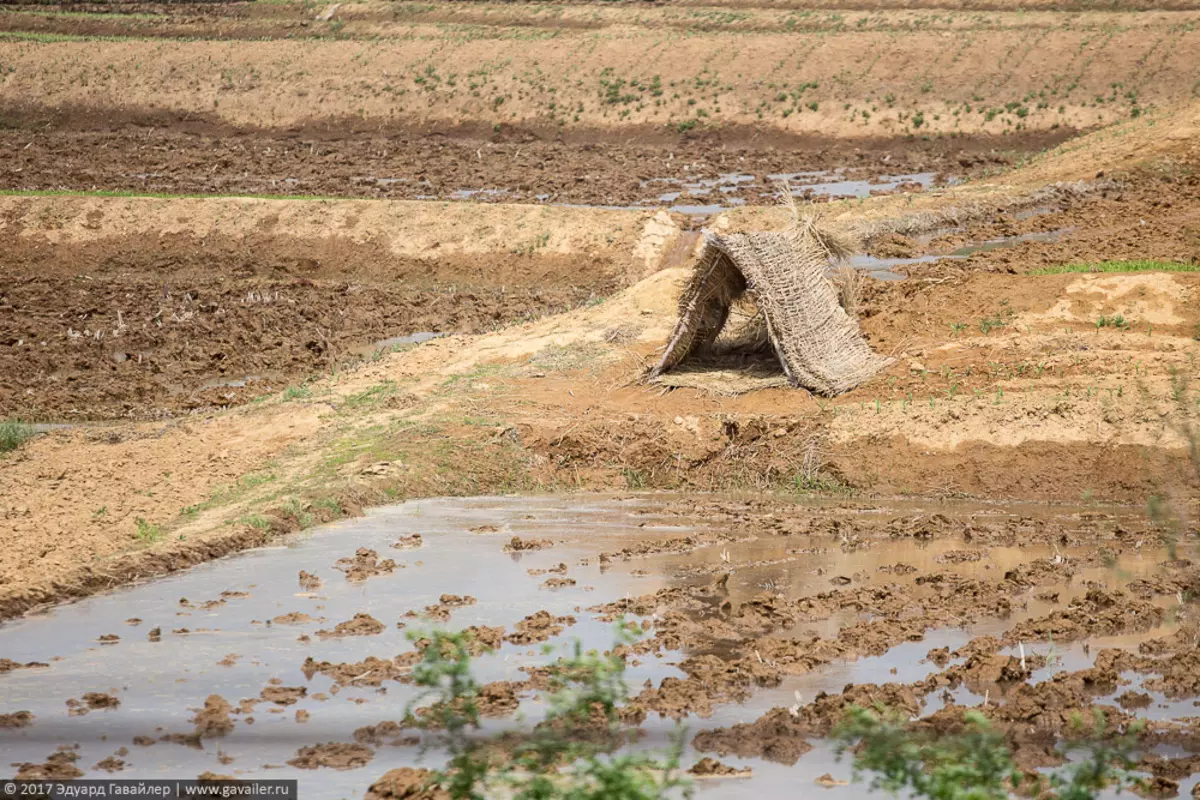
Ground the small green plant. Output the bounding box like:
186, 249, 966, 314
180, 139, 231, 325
1095, 314, 1129, 330
834, 705, 1141, 800
979, 315, 1007, 334
0, 418, 34, 454
282, 384, 312, 401
406, 623, 691, 800
134, 517, 164, 542
1032, 260, 1199, 275
949, 322, 967, 337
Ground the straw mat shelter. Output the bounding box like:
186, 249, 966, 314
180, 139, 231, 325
649, 219, 891, 396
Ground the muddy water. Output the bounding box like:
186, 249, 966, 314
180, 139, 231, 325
0, 496, 1185, 797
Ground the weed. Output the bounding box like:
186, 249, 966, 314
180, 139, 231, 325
949, 322, 967, 337
282, 385, 312, 401
135, 517, 165, 542
0, 418, 34, 454
344, 381, 397, 408
834, 705, 1141, 800
1095, 314, 1129, 330
1032, 260, 1199, 275
979, 315, 1008, 334
406, 623, 691, 799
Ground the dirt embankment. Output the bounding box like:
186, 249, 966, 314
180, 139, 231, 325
1, 7, 1196, 136
0, 196, 681, 419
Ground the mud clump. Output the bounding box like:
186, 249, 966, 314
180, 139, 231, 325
688, 757, 752, 778
407, 595, 476, 623
93, 756, 125, 773
0, 711, 34, 728
529, 563, 569, 577
392, 534, 423, 549
66, 692, 120, 716
365, 767, 448, 800
299, 570, 323, 590
288, 742, 374, 770
462, 625, 505, 654
13, 745, 84, 780
354, 721, 419, 747
438, 594, 476, 607
302, 655, 418, 687
504, 536, 554, 552
0, 658, 48, 673
505, 611, 576, 645
260, 686, 307, 706
98, 633, 120, 644
1117, 691, 1154, 710
317, 613, 385, 638
334, 549, 398, 582
541, 577, 576, 589
191, 695, 235, 737
272, 612, 316, 625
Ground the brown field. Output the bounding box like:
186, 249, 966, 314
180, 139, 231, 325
3, 1, 1200, 796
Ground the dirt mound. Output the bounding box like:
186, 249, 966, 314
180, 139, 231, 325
191, 695, 235, 737
317, 613, 386, 639
66, 692, 120, 716
260, 686, 307, 706
0, 711, 34, 728
334, 550, 398, 583
287, 742, 374, 770
13, 746, 84, 780
504, 536, 554, 552
505, 611, 576, 645
365, 767, 448, 800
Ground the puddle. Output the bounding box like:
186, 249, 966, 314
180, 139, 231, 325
851, 227, 1073, 279
0, 495, 1184, 796
770, 170, 939, 199
352, 331, 445, 360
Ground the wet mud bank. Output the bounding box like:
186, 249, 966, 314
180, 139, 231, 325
0, 110, 1068, 207
1, 495, 1197, 796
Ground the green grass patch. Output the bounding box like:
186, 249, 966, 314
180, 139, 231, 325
0, 418, 35, 454
1032, 260, 1200, 275
134, 517, 165, 542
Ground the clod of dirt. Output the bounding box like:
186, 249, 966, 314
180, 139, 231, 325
67, 692, 120, 716
392, 534, 423, 549
469, 525, 500, 534
317, 613, 385, 638
354, 721, 420, 747
12, 745, 84, 780
364, 767, 448, 800
867, 233, 920, 260
529, 563, 569, 577
334, 549, 398, 582
197, 773, 237, 782
132, 736, 155, 747
272, 612, 316, 625
296, 710, 310, 723
302, 654, 419, 687
93, 756, 125, 773
541, 577, 576, 589
287, 742, 374, 770
505, 611, 576, 645
98, 633, 120, 643
147, 627, 162, 642
260, 686, 307, 706
217, 654, 240, 667
0, 658, 48, 673
688, 757, 752, 778
815, 774, 849, 788
299, 570, 323, 590
125, 618, 142, 625
438, 594, 476, 607
1117, 691, 1154, 710
462, 625, 505, 655
504, 536, 553, 552
0, 711, 34, 728
191, 695, 235, 737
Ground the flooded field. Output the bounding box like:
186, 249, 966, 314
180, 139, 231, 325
4, 495, 1196, 796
